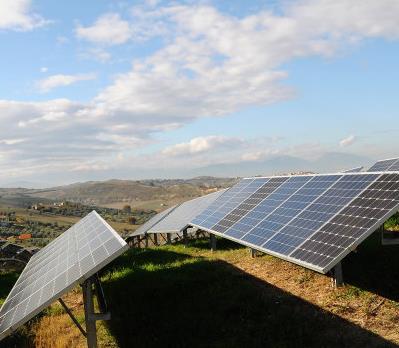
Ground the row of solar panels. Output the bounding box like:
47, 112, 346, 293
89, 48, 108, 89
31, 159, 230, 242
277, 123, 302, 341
127, 189, 227, 239
1, 157, 399, 342
128, 157, 399, 241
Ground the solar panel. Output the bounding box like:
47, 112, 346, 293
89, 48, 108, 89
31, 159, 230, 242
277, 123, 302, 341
367, 157, 399, 172
0, 211, 128, 341
128, 205, 178, 237
341, 166, 363, 173
191, 173, 399, 273
149, 190, 226, 234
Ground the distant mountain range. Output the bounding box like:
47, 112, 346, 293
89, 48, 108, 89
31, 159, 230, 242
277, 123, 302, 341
189, 152, 373, 177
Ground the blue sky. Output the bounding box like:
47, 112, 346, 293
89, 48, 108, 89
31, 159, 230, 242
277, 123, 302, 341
0, 0, 399, 187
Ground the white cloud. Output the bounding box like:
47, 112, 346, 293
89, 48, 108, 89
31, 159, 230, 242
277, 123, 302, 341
162, 136, 241, 157
40, 67, 48, 73
339, 135, 356, 147
76, 13, 131, 45
79, 48, 112, 63
0, 0, 49, 31
36, 73, 97, 93
2, 1, 399, 181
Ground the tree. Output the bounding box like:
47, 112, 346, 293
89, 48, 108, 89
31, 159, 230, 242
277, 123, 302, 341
122, 205, 131, 213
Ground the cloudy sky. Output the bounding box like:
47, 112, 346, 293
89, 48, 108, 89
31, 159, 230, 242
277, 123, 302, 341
1, 0, 399, 187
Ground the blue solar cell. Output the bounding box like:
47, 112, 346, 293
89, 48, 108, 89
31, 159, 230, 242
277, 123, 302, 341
192, 178, 261, 229
240, 175, 340, 247
224, 176, 312, 239
263, 174, 376, 254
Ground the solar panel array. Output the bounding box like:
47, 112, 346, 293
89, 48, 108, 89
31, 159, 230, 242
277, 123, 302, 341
191, 173, 399, 273
129, 205, 178, 237
368, 157, 399, 172
0, 211, 128, 341
127, 190, 226, 237
149, 190, 226, 234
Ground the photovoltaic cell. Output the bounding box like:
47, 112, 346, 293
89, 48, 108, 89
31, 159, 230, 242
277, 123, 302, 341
191, 173, 399, 273
367, 158, 399, 172
0, 211, 128, 341
224, 176, 311, 240
192, 178, 262, 229
241, 175, 340, 250
212, 177, 288, 234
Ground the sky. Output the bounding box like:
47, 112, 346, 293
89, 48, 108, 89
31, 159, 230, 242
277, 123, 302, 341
0, 0, 399, 187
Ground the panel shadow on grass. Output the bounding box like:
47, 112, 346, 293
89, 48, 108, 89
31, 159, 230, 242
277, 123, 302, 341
102, 247, 397, 348
343, 232, 399, 302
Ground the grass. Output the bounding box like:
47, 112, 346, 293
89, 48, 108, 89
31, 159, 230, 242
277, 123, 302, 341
2, 237, 399, 347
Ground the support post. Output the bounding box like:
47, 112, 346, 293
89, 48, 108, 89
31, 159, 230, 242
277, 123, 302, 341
153, 233, 158, 246
249, 248, 256, 258
82, 278, 97, 348
145, 234, 149, 248
167, 233, 172, 244
210, 234, 217, 252
183, 229, 188, 247
332, 262, 344, 288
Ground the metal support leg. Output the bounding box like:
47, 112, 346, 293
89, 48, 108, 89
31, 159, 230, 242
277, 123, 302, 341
210, 234, 217, 252
82, 278, 97, 348
167, 233, 172, 244
249, 248, 256, 258
332, 262, 344, 288
59, 298, 87, 337
183, 229, 188, 247
153, 233, 158, 246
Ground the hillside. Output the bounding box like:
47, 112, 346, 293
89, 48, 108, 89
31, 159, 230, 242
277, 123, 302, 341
0, 177, 238, 210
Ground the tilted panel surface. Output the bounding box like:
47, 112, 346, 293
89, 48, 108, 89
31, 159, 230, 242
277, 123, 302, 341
389, 159, 399, 171
291, 173, 399, 270
191, 178, 261, 229
212, 177, 289, 234
191, 173, 399, 273
239, 175, 340, 249
128, 205, 177, 237
223, 176, 311, 240
367, 158, 399, 172
149, 190, 226, 234
0, 211, 128, 341
262, 174, 376, 256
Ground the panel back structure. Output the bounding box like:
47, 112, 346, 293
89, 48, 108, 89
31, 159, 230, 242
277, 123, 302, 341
368, 157, 399, 172
191, 173, 399, 273
149, 190, 227, 234
0, 211, 128, 341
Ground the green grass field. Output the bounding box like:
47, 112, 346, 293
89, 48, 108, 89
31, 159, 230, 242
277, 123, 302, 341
2, 237, 399, 347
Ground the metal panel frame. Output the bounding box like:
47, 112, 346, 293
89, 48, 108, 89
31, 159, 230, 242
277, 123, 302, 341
0, 211, 128, 341
191, 222, 326, 273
